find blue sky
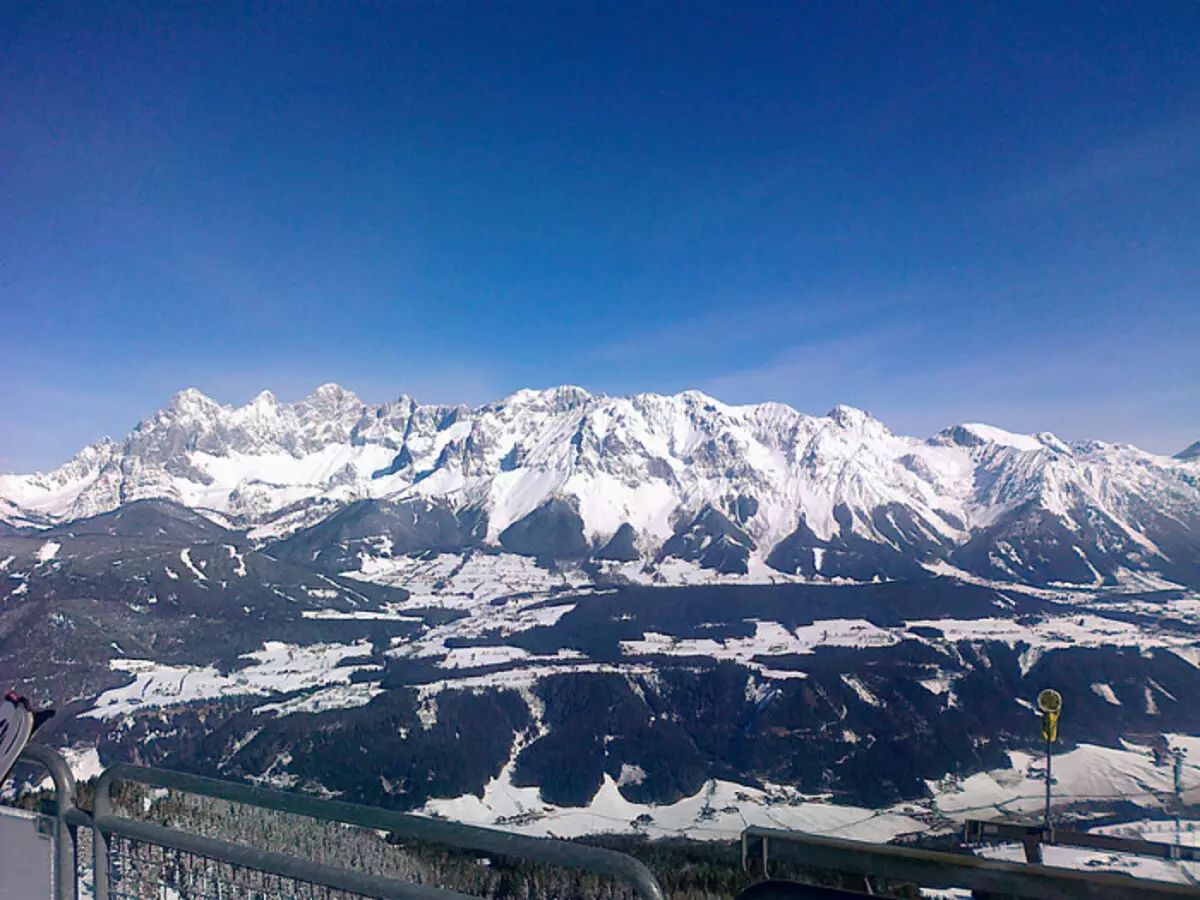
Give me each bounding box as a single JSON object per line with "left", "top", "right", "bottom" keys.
{"left": 3, "top": 3, "right": 1198, "bottom": 471}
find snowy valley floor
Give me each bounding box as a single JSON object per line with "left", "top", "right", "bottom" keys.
{"left": 42, "top": 551, "right": 1200, "bottom": 888}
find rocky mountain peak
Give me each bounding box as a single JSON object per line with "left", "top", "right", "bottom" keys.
{"left": 4, "top": 385, "right": 1200, "bottom": 591}
{"left": 1177, "top": 441, "right": 1200, "bottom": 461}
{"left": 502, "top": 385, "right": 594, "bottom": 414}
{"left": 167, "top": 387, "right": 221, "bottom": 416}
{"left": 827, "top": 404, "right": 884, "bottom": 432}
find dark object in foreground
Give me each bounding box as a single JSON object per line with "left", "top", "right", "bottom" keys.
{"left": 1, "top": 690, "right": 53, "bottom": 785}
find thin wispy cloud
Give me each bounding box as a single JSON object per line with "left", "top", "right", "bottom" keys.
{"left": 590, "top": 292, "right": 920, "bottom": 367}
{"left": 997, "top": 113, "right": 1200, "bottom": 214}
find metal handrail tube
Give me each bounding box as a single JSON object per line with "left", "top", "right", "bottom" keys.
{"left": 966, "top": 817, "right": 1200, "bottom": 863}
{"left": 94, "top": 763, "right": 665, "bottom": 900}
{"left": 741, "top": 826, "right": 1200, "bottom": 900}
{"left": 92, "top": 813, "right": 480, "bottom": 900}
{"left": 17, "top": 744, "right": 81, "bottom": 900}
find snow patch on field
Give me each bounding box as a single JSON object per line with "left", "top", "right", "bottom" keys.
{"left": 620, "top": 618, "right": 900, "bottom": 672}
{"left": 440, "top": 646, "right": 531, "bottom": 669}
{"left": 35, "top": 541, "right": 61, "bottom": 562}
{"left": 301, "top": 608, "right": 423, "bottom": 622}
{"left": 255, "top": 682, "right": 384, "bottom": 717}
{"left": 179, "top": 548, "right": 206, "bottom": 581}
{"left": 84, "top": 640, "right": 378, "bottom": 719}
{"left": 841, "top": 674, "right": 880, "bottom": 707}
{"left": 1091, "top": 683, "right": 1122, "bottom": 705}
{"left": 352, "top": 552, "right": 593, "bottom": 608}
{"left": 225, "top": 544, "right": 247, "bottom": 577}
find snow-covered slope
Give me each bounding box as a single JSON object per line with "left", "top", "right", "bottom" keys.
{"left": 3, "top": 385, "right": 1199, "bottom": 588}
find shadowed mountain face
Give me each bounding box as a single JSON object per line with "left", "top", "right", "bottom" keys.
{"left": 0, "top": 500, "right": 424, "bottom": 704}
{"left": 4, "top": 386, "right": 1200, "bottom": 591}
{"left": 270, "top": 497, "right": 487, "bottom": 571}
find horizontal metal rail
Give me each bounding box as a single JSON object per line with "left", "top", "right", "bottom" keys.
{"left": 967, "top": 818, "right": 1200, "bottom": 863}
{"left": 741, "top": 825, "right": 1200, "bottom": 900}
{"left": 96, "top": 814, "right": 477, "bottom": 900}
{"left": 93, "top": 763, "right": 665, "bottom": 900}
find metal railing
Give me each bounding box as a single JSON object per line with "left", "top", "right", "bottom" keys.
{"left": 15, "top": 742, "right": 86, "bottom": 900}
{"left": 741, "top": 824, "right": 1200, "bottom": 900}
{"left": 20, "top": 742, "right": 1200, "bottom": 900}
{"left": 965, "top": 817, "right": 1200, "bottom": 865}
{"left": 12, "top": 746, "right": 664, "bottom": 900}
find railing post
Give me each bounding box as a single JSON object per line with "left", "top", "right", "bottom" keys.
{"left": 93, "top": 767, "right": 114, "bottom": 900}
{"left": 17, "top": 744, "right": 81, "bottom": 900}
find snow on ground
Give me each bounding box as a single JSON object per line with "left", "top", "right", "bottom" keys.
{"left": 35, "top": 540, "right": 61, "bottom": 562}
{"left": 621, "top": 619, "right": 899, "bottom": 672}
{"left": 254, "top": 682, "right": 385, "bottom": 717}
{"left": 1091, "top": 682, "right": 1122, "bottom": 705}
{"left": 439, "top": 646, "right": 532, "bottom": 669}
{"left": 225, "top": 543, "right": 247, "bottom": 577}
{"left": 977, "top": 840, "right": 1198, "bottom": 886}
{"left": 412, "top": 660, "right": 647, "bottom": 701}
{"left": 351, "top": 552, "right": 594, "bottom": 608}
{"left": 618, "top": 610, "right": 1200, "bottom": 681}
{"left": 83, "top": 640, "right": 380, "bottom": 719}
{"left": 60, "top": 745, "right": 104, "bottom": 782}
{"left": 179, "top": 547, "right": 206, "bottom": 581}
{"left": 603, "top": 555, "right": 808, "bottom": 588}
{"left": 301, "top": 608, "right": 424, "bottom": 622}
{"left": 424, "top": 755, "right": 925, "bottom": 843}
{"left": 929, "top": 742, "right": 1185, "bottom": 821}
{"left": 906, "top": 613, "right": 1200, "bottom": 665}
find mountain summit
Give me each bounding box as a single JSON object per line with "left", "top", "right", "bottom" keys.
{"left": 2, "top": 385, "right": 1199, "bottom": 589}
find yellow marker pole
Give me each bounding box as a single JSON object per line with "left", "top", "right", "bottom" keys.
{"left": 1038, "top": 689, "right": 1062, "bottom": 832}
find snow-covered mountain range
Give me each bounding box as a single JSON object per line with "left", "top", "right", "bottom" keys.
{"left": 3, "top": 384, "right": 1199, "bottom": 588}
{"left": 5, "top": 385, "right": 1200, "bottom": 830}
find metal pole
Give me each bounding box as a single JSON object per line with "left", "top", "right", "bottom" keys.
{"left": 93, "top": 766, "right": 112, "bottom": 900}
{"left": 1044, "top": 736, "right": 1053, "bottom": 832}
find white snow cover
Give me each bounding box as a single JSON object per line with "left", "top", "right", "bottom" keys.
{"left": 419, "top": 733, "right": 1200, "bottom": 852}
{"left": 35, "top": 541, "right": 61, "bottom": 562}
{"left": 929, "top": 741, "right": 1197, "bottom": 821}
{"left": 4, "top": 384, "right": 1198, "bottom": 574}
{"left": 83, "top": 640, "right": 380, "bottom": 719}
{"left": 620, "top": 618, "right": 899, "bottom": 676}
{"left": 423, "top": 734, "right": 925, "bottom": 843}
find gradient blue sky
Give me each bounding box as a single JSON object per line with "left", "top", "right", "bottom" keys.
{"left": 3, "top": 3, "right": 1199, "bottom": 471}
